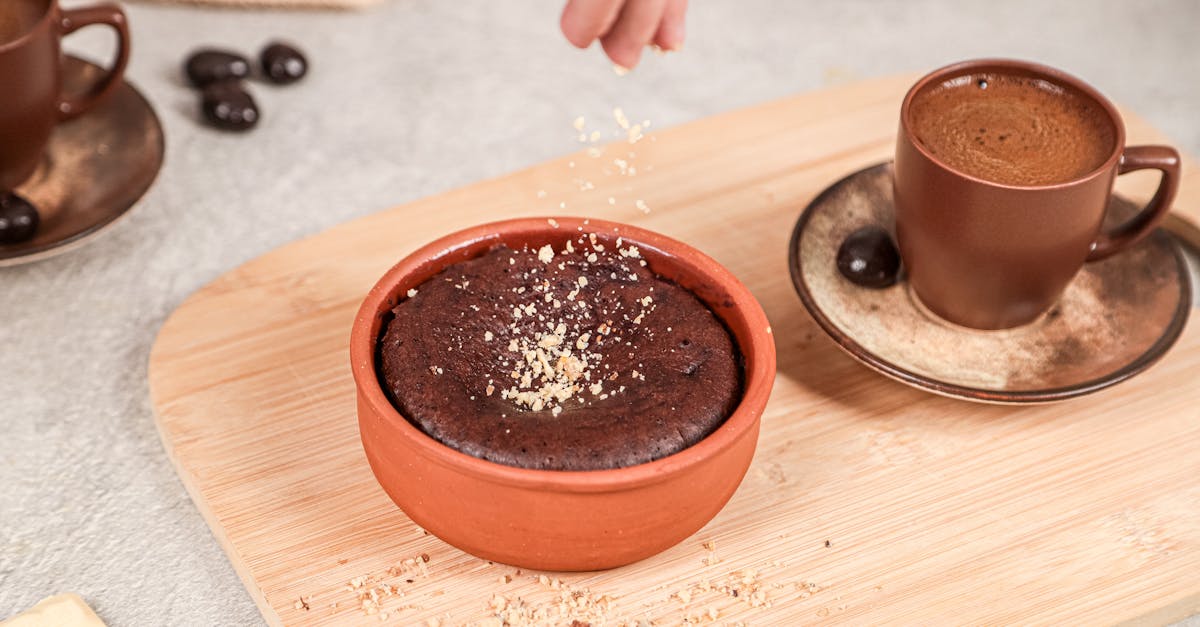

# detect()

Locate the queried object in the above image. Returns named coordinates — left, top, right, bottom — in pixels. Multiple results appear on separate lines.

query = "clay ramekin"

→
left=350, top=217, right=776, bottom=571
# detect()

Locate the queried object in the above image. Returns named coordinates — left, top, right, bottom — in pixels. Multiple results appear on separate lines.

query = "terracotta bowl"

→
left=350, top=217, right=776, bottom=571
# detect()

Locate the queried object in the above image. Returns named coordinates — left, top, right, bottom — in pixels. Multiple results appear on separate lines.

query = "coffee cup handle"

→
left=56, top=4, right=131, bottom=121
left=1087, top=145, right=1182, bottom=261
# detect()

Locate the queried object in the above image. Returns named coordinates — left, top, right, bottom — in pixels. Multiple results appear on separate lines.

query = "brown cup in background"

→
left=894, top=59, right=1181, bottom=330
left=0, top=0, right=130, bottom=192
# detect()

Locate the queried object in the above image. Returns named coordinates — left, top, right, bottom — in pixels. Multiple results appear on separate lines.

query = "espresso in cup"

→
left=908, top=73, right=1117, bottom=187
left=894, top=59, right=1181, bottom=330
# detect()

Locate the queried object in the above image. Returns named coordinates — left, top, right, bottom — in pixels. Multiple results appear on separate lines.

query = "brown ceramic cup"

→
left=0, top=0, right=130, bottom=191
left=895, top=59, right=1181, bottom=330
left=351, top=217, right=776, bottom=571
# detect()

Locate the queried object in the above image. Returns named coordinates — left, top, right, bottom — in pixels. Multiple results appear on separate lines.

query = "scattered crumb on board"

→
left=296, top=540, right=851, bottom=624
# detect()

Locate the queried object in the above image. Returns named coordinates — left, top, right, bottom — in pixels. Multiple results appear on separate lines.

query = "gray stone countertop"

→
left=2, top=0, right=1197, bottom=624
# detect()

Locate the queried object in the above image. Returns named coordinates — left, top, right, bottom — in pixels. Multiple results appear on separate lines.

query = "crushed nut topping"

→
left=487, top=233, right=658, bottom=415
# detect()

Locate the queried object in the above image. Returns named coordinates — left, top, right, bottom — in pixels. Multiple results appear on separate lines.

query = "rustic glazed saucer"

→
left=789, top=162, right=1192, bottom=404
left=0, top=56, right=164, bottom=267
left=352, top=217, right=776, bottom=571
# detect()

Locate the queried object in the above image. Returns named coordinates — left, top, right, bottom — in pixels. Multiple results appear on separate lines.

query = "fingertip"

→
left=653, top=23, right=685, bottom=51
left=564, top=32, right=594, bottom=49
left=655, top=0, right=687, bottom=50
left=560, top=12, right=594, bottom=48
left=652, top=34, right=680, bottom=53
left=601, top=37, right=643, bottom=70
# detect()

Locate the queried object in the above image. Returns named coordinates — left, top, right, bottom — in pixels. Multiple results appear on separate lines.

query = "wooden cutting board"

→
left=148, top=73, right=1200, bottom=626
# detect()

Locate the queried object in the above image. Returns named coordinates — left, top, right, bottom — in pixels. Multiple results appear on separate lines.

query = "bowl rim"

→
left=350, top=216, right=776, bottom=493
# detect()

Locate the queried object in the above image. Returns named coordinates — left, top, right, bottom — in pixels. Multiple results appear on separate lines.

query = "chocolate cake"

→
left=377, top=227, right=743, bottom=471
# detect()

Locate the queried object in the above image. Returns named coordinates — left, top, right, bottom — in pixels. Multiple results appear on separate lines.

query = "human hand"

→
left=560, top=0, right=688, bottom=70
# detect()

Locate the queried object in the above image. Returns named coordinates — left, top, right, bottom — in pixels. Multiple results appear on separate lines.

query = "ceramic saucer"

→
left=0, top=56, right=164, bottom=267
left=788, top=162, right=1192, bottom=404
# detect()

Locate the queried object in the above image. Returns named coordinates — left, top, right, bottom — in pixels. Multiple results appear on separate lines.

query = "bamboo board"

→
left=148, top=73, right=1200, bottom=626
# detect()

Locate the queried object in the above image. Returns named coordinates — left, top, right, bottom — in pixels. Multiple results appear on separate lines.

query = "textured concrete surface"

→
left=2, top=1, right=1198, bottom=624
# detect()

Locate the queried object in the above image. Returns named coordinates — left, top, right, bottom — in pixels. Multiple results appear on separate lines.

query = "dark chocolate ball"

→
left=836, top=226, right=901, bottom=288
left=185, top=49, right=251, bottom=88
left=201, top=81, right=260, bottom=132
left=260, top=42, right=308, bottom=85
left=0, top=193, right=40, bottom=245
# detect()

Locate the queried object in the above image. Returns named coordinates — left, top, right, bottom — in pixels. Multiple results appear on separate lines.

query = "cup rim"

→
left=899, top=58, right=1127, bottom=191
left=0, top=0, right=55, bottom=52
left=350, top=217, right=776, bottom=493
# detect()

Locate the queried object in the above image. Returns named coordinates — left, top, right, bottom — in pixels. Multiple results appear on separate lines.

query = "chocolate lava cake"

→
left=378, top=226, right=742, bottom=471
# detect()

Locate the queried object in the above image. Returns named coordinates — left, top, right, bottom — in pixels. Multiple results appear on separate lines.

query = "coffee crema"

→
left=909, top=73, right=1116, bottom=186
